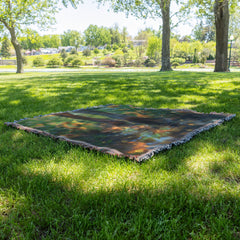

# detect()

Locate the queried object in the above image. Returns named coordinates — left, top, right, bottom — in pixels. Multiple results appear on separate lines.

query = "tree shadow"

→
left=1, top=71, right=240, bottom=239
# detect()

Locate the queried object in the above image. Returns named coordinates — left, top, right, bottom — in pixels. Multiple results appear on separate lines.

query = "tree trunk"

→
left=160, top=0, right=172, bottom=71
left=9, top=27, right=24, bottom=73
left=214, top=0, right=229, bottom=72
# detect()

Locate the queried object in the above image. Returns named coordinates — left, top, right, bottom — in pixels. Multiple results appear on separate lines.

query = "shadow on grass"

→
left=1, top=140, right=240, bottom=239
left=0, top=71, right=240, bottom=239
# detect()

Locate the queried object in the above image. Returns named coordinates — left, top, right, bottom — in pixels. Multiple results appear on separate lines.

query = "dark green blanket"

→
left=5, top=105, right=235, bottom=162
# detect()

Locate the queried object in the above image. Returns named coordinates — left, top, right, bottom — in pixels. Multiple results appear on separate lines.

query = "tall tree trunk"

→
left=9, top=27, right=24, bottom=73
left=214, top=0, right=229, bottom=72
left=160, top=0, right=172, bottom=71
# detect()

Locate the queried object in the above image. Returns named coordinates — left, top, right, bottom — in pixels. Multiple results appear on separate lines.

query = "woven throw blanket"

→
left=5, top=105, right=235, bottom=162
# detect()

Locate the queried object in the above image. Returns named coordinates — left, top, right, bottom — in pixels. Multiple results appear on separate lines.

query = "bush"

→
left=94, top=58, right=101, bottom=66
left=82, top=49, right=91, bottom=57
left=102, top=57, right=116, bottom=67
left=112, top=55, right=123, bottom=67
left=170, top=58, right=185, bottom=65
left=144, top=58, right=156, bottom=67
left=47, top=57, right=63, bottom=68
left=93, top=48, right=99, bottom=54
left=171, top=62, right=180, bottom=68
left=64, top=56, right=83, bottom=67
left=103, top=49, right=108, bottom=55
left=106, top=45, right=112, bottom=51
left=64, top=56, right=75, bottom=66
left=122, top=47, right=128, bottom=53
left=70, top=48, right=78, bottom=55
left=71, top=57, right=83, bottom=67
left=123, top=53, right=130, bottom=67
left=33, top=56, right=45, bottom=67
left=60, top=49, right=68, bottom=60
left=22, top=56, right=28, bottom=65
left=112, top=44, right=119, bottom=51
left=133, top=58, right=143, bottom=67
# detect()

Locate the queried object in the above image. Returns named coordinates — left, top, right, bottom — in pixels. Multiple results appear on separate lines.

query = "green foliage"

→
left=102, top=57, right=116, bottom=67
left=171, top=39, right=216, bottom=62
left=109, top=24, right=121, bottom=45
left=103, top=49, right=108, bottom=55
left=171, top=58, right=186, bottom=65
left=171, top=62, right=180, bottom=68
left=71, top=57, right=83, bottom=67
left=114, top=49, right=124, bottom=55
left=0, top=1, right=60, bottom=32
left=133, top=58, right=144, bottom=67
left=70, top=48, right=78, bottom=55
left=82, top=49, right=91, bottom=57
left=112, top=55, right=123, bottom=67
left=193, top=21, right=215, bottom=42
left=93, top=48, right=100, bottom=54
left=19, top=29, right=42, bottom=51
left=0, top=72, right=240, bottom=239
left=106, top=44, right=112, bottom=51
left=33, top=56, right=45, bottom=67
left=40, top=34, right=61, bottom=48
left=64, top=55, right=76, bottom=66
left=112, top=44, right=119, bottom=51
left=0, top=37, right=11, bottom=59
left=61, top=30, right=83, bottom=49
left=47, top=57, right=63, bottom=68
left=64, top=55, right=83, bottom=67
left=229, top=5, right=240, bottom=41
left=84, top=25, right=111, bottom=47
left=135, top=28, right=154, bottom=42
left=60, top=49, right=68, bottom=60
left=144, top=58, right=156, bottom=67
left=22, top=56, right=28, bottom=65
left=122, top=47, right=128, bottom=53
left=0, top=0, right=76, bottom=73
left=146, top=36, right=161, bottom=62
left=94, top=58, right=101, bottom=66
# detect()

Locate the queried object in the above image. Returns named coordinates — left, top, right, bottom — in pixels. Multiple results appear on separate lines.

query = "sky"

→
left=40, top=1, right=195, bottom=37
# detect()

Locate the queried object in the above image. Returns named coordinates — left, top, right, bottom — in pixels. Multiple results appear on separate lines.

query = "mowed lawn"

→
left=0, top=71, right=239, bottom=239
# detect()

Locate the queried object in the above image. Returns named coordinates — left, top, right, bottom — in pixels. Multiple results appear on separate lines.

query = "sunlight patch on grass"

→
left=0, top=71, right=239, bottom=239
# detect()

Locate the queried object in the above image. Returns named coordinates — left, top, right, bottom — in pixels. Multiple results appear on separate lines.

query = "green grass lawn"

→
left=0, top=71, right=239, bottom=239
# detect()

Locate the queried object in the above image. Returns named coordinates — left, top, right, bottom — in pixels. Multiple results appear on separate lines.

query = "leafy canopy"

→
left=0, top=0, right=60, bottom=31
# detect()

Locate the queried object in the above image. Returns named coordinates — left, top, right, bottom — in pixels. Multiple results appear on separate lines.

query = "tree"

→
left=188, top=0, right=239, bottom=72
left=134, top=28, right=154, bottom=44
left=193, top=21, right=215, bottom=42
left=40, top=34, right=61, bottom=48
left=0, top=0, right=82, bottom=73
left=121, top=27, right=129, bottom=44
left=214, top=0, right=229, bottom=71
left=109, top=24, right=121, bottom=45
left=1, top=36, right=11, bottom=59
left=96, top=0, right=176, bottom=71
left=84, top=25, right=111, bottom=47
left=0, top=0, right=61, bottom=73
left=146, top=36, right=162, bottom=63
left=20, top=29, right=42, bottom=51
left=61, top=30, right=83, bottom=49
left=229, top=5, right=240, bottom=40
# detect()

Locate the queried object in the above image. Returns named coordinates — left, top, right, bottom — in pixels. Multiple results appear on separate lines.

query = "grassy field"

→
left=0, top=71, right=239, bottom=239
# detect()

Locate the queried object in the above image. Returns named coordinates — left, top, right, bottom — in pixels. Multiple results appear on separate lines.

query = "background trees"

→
left=84, top=25, right=111, bottom=47
left=0, top=0, right=83, bottom=73
left=0, top=0, right=239, bottom=72
left=188, top=0, right=239, bottom=72
left=96, top=0, right=176, bottom=71
left=0, top=36, right=11, bottom=59
left=61, top=30, right=83, bottom=49
left=0, top=0, right=61, bottom=73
